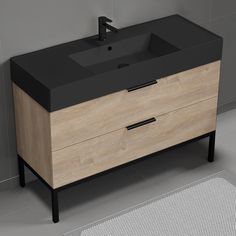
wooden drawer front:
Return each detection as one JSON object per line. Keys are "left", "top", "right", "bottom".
{"left": 52, "top": 98, "right": 217, "bottom": 188}
{"left": 51, "top": 61, "right": 220, "bottom": 151}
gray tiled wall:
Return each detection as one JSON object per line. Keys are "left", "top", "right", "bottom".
{"left": 210, "top": 4, "right": 236, "bottom": 106}
{"left": 0, "top": 0, "right": 235, "bottom": 183}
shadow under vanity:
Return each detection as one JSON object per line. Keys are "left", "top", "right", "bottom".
{"left": 10, "top": 15, "right": 223, "bottom": 223}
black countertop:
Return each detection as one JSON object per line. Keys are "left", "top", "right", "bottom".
{"left": 11, "top": 14, "right": 223, "bottom": 112}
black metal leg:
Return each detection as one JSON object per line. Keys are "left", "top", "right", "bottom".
{"left": 17, "top": 131, "right": 216, "bottom": 223}
{"left": 51, "top": 189, "right": 59, "bottom": 223}
{"left": 208, "top": 131, "right": 216, "bottom": 162}
{"left": 18, "top": 156, "right": 25, "bottom": 187}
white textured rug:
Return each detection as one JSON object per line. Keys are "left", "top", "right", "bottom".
{"left": 66, "top": 178, "right": 236, "bottom": 236}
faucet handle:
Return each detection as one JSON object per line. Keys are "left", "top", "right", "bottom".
{"left": 99, "top": 16, "right": 112, "bottom": 23}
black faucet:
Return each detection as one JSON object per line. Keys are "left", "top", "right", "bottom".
{"left": 98, "top": 16, "right": 118, "bottom": 41}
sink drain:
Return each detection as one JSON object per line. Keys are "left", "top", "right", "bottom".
{"left": 117, "top": 63, "right": 130, "bottom": 69}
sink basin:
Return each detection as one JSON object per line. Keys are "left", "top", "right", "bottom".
{"left": 70, "top": 33, "right": 180, "bottom": 74}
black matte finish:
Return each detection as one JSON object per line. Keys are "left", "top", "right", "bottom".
{"left": 127, "top": 80, "right": 157, "bottom": 92}
{"left": 126, "top": 117, "right": 156, "bottom": 130}
{"left": 51, "top": 190, "right": 59, "bottom": 223}
{"left": 98, "top": 16, "right": 118, "bottom": 41}
{"left": 18, "top": 155, "right": 59, "bottom": 223}
{"left": 208, "top": 131, "right": 216, "bottom": 162}
{"left": 18, "top": 157, "right": 25, "bottom": 188}
{"left": 10, "top": 15, "right": 223, "bottom": 112}
{"left": 17, "top": 131, "right": 216, "bottom": 223}
{"left": 70, "top": 34, "right": 180, "bottom": 74}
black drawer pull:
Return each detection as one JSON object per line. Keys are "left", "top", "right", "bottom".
{"left": 126, "top": 118, "right": 156, "bottom": 130}
{"left": 127, "top": 80, "right": 157, "bottom": 92}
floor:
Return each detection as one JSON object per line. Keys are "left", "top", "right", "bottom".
{"left": 0, "top": 108, "right": 236, "bottom": 236}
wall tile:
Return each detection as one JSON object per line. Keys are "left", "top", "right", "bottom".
{"left": 178, "top": 0, "right": 211, "bottom": 24}
{"left": 113, "top": 0, "right": 179, "bottom": 28}
{"left": 210, "top": 13, "right": 236, "bottom": 105}
{"left": 113, "top": 0, "right": 211, "bottom": 28}
{"left": 0, "top": 0, "right": 113, "bottom": 58}
{"left": 0, "top": 41, "right": 11, "bottom": 181}
{"left": 211, "top": 0, "right": 236, "bottom": 20}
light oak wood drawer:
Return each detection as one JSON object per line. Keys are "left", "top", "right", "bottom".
{"left": 52, "top": 97, "right": 217, "bottom": 188}
{"left": 51, "top": 61, "right": 220, "bottom": 151}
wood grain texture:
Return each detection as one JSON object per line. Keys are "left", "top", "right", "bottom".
{"left": 13, "top": 84, "right": 53, "bottom": 186}
{"left": 51, "top": 61, "right": 221, "bottom": 151}
{"left": 52, "top": 97, "right": 218, "bottom": 188}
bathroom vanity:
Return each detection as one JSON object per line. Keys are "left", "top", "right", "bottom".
{"left": 11, "top": 15, "right": 223, "bottom": 223}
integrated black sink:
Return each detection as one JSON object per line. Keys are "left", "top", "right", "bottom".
{"left": 70, "top": 33, "right": 180, "bottom": 74}
{"left": 11, "top": 15, "right": 223, "bottom": 111}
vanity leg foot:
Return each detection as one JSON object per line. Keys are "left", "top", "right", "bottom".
{"left": 18, "top": 156, "right": 25, "bottom": 187}
{"left": 51, "top": 189, "right": 59, "bottom": 223}
{"left": 208, "top": 131, "right": 216, "bottom": 163}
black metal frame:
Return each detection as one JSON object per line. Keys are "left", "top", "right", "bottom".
{"left": 17, "top": 131, "right": 216, "bottom": 223}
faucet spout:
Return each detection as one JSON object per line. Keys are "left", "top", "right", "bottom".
{"left": 103, "top": 23, "right": 118, "bottom": 33}
{"left": 98, "top": 16, "right": 118, "bottom": 41}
